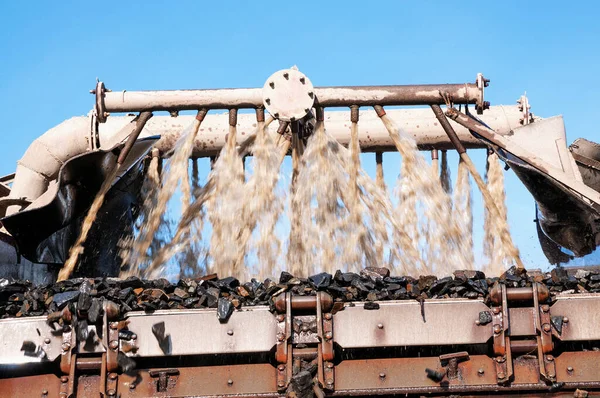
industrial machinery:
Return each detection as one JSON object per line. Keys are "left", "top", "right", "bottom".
{"left": 0, "top": 68, "right": 600, "bottom": 397}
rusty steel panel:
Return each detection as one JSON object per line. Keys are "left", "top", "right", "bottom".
{"left": 551, "top": 294, "right": 600, "bottom": 341}
{"left": 119, "top": 364, "right": 277, "bottom": 397}
{"left": 125, "top": 307, "right": 277, "bottom": 357}
{"left": 508, "top": 307, "right": 536, "bottom": 337}
{"left": 0, "top": 316, "right": 65, "bottom": 364}
{"left": 556, "top": 351, "right": 600, "bottom": 383}
{"left": 0, "top": 374, "right": 61, "bottom": 398}
{"left": 334, "top": 299, "right": 491, "bottom": 348}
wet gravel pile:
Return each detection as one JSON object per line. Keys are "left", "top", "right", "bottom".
{"left": 0, "top": 266, "right": 598, "bottom": 321}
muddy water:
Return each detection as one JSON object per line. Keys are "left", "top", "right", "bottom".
{"left": 115, "top": 113, "right": 521, "bottom": 280}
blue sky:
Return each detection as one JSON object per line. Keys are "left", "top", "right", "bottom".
{"left": 1, "top": 1, "right": 599, "bottom": 270}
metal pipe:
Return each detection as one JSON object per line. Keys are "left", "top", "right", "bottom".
{"left": 117, "top": 111, "right": 153, "bottom": 165}
{"left": 101, "top": 82, "right": 482, "bottom": 113}
{"left": 274, "top": 293, "right": 333, "bottom": 313}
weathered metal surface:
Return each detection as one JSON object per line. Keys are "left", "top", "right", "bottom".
{"left": 125, "top": 307, "right": 277, "bottom": 357}
{"left": 508, "top": 307, "right": 536, "bottom": 337}
{"left": 556, "top": 351, "right": 600, "bottom": 383}
{"left": 0, "top": 316, "right": 64, "bottom": 364}
{"left": 333, "top": 299, "right": 491, "bottom": 348}
{"left": 101, "top": 79, "right": 483, "bottom": 113}
{"left": 119, "top": 364, "right": 278, "bottom": 397}
{"left": 551, "top": 294, "right": 600, "bottom": 341}
{"left": 262, "top": 68, "right": 314, "bottom": 122}
{"left": 0, "top": 374, "right": 61, "bottom": 398}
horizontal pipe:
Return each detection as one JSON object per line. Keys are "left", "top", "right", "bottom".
{"left": 96, "top": 105, "right": 528, "bottom": 158}
{"left": 102, "top": 83, "right": 481, "bottom": 113}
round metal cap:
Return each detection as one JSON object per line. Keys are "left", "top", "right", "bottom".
{"left": 262, "top": 68, "right": 315, "bottom": 122}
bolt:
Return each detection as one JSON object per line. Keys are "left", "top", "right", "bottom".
{"left": 42, "top": 390, "right": 48, "bottom": 395}
{"left": 326, "top": 362, "right": 334, "bottom": 369}
{"left": 89, "top": 90, "right": 95, "bottom": 94}
{"left": 300, "top": 77, "right": 306, "bottom": 84}
{"left": 109, "top": 373, "right": 117, "bottom": 380}
{"left": 44, "top": 338, "right": 51, "bottom": 344}
{"left": 103, "top": 112, "right": 110, "bottom": 118}
{"left": 227, "top": 379, "right": 234, "bottom": 386}
{"left": 325, "top": 332, "right": 332, "bottom": 340}
{"left": 278, "top": 364, "right": 285, "bottom": 371}
{"left": 567, "top": 366, "right": 574, "bottom": 372}
{"left": 324, "top": 313, "right": 332, "bottom": 320}
{"left": 493, "top": 325, "right": 502, "bottom": 334}
{"left": 541, "top": 305, "right": 550, "bottom": 313}
{"left": 304, "top": 108, "right": 310, "bottom": 114}
{"left": 61, "top": 376, "right": 68, "bottom": 383}
{"left": 548, "top": 371, "right": 556, "bottom": 378}
{"left": 227, "top": 330, "right": 234, "bottom": 336}
{"left": 475, "top": 320, "right": 480, "bottom": 326}
{"left": 269, "top": 82, "right": 275, "bottom": 89}
{"left": 277, "top": 332, "right": 285, "bottom": 342}
{"left": 308, "top": 92, "right": 314, "bottom": 99}
{"left": 107, "top": 389, "right": 116, "bottom": 396}
{"left": 131, "top": 333, "right": 137, "bottom": 340}
{"left": 61, "top": 342, "right": 70, "bottom": 352}
{"left": 546, "top": 355, "right": 554, "bottom": 362}
{"left": 110, "top": 322, "right": 118, "bottom": 330}
{"left": 277, "top": 314, "right": 285, "bottom": 322}
{"left": 265, "top": 98, "right": 271, "bottom": 105}
{"left": 498, "top": 372, "right": 506, "bottom": 379}
{"left": 478, "top": 368, "right": 485, "bottom": 375}
{"left": 563, "top": 317, "right": 569, "bottom": 323}
{"left": 326, "top": 379, "right": 334, "bottom": 386}
{"left": 483, "top": 101, "right": 490, "bottom": 110}
{"left": 379, "top": 372, "right": 386, "bottom": 379}
{"left": 109, "top": 340, "right": 119, "bottom": 350}
{"left": 277, "top": 381, "right": 286, "bottom": 388}
{"left": 377, "top": 323, "right": 384, "bottom": 329}
{"left": 274, "top": 113, "right": 279, "bottom": 119}
{"left": 496, "top": 356, "right": 505, "bottom": 363}
{"left": 492, "top": 307, "right": 500, "bottom": 315}
{"left": 129, "top": 383, "right": 136, "bottom": 390}
{"left": 283, "top": 72, "right": 289, "bottom": 80}
{"left": 543, "top": 323, "right": 551, "bottom": 333}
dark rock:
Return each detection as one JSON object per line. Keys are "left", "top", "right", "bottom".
{"left": 425, "top": 368, "right": 444, "bottom": 382}
{"left": 88, "top": 298, "right": 103, "bottom": 323}
{"left": 53, "top": 291, "right": 80, "bottom": 309}
{"left": 117, "top": 352, "right": 137, "bottom": 374}
{"left": 454, "top": 270, "right": 485, "bottom": 280}
{"left": 551, "top": 315, "right": 564, "bottom": 335}
{"left": 279, "top": 271, "right": 294, "bottom": 284}
{"left": 151, "top": 321, "right": 171, "bottom": 354}
{"left": 217, "top": 297, "right": 234, "bottom": 323}
{"left": 309, "top": 272, "right": 332, "bottom": 290}
{"left": 217, "top": 277, "right": 240, "bottom": 290}
{"left": 418, "top": 275, "right": 437, "bottom": 291}
{"left": 479, "top": 311, "right": 492, "bottom": 325}
{"left": 364, "top": 302, "right": 380, "bottom": 310}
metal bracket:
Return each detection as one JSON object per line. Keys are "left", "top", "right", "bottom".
{"left": 149, "top": 369, "right": 180, "bottom": 393}
{"left": 439, "top": 351, "right": 470, "bottom": 379}
{"left": 492, "top": 284, "right": 513, "bottom": 384}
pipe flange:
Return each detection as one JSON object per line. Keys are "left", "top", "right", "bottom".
{"left": 475, "top": 73, "right": 490, "bottom": 114}
{"left": 94, "top": 81, "right": 108, "bottom": 123}
{"left": 262, "top": 68, "right": 315, "bottom": 122}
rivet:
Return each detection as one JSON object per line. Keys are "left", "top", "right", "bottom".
{"left": 129, "top": 383, "right": 136, "bottom": 389}
{"left": 61, "top": 342, "right": 70, "bottom": 352}
{"left": 496, "top": 356, "right": 505, "bottom": 363}
{"left": 542, "top": 305, "right": 549, "bottom": 313}
{"left": 131, "top": 333, "right": 137, "bottom": 340}
{"left": 325, "top": 332, "right": 332, "bottom": 340}
{"left": 475, "top": 320, "right": 480, "bottom": 326}
{"left": 326, "top": 378, "right": 334, "bottom": 386}
{"left": 567, "top": 366, "right": 574, "bottom": 372}
{"left": 300, "top": 77, "right": 306, "bottom": 84}
{"left": 265, "top": 98, "right": 271, "bottom": 105}
{"left": 107, "top": 389, "right": 116, "bottom": 396}
{"left": 109, "top": 340, "right": 119, "bottom": 350}
{"left": 277, "top": 314, "right": 285, "bottom": 322}
{"left": 379, "top": 372, "right": 386, "bottom": 379}
{"left": 326, "top": 362, "right": 334, "bottom": 369}
{"left": 493, "top": 325, "right": 502, "bottom": 334}
{"left": 543, "top": 323, "right": 551, "bottom": 333}
{"left": 269, "top": 82, "right": 275, "bottom": 89}
{"left": 492, "top": 308, "right": 500, "bottom": 315}
{"left": 44, "top": 338, "right": 51, "bottom": 344}
{"left": 308, "top": 92, "right": 314, "bottom": 98}
{"left": 42, "top": 390, "right": 48, "bottom": 395}
{"left": 498, "top": 372, "right": 505, "bottom": 379}
{"left": 227, "top": 330, "right": 234, "bottom": 336}
{"left": 277, "top": 381, "right": 285, "bottom": 388}
{"left": 109, "top": 373, "right": 117, "bottom": 380}
{"left": 227, "top": 379, "right": 233, "bottom": 386}
{"left": 377, "top": 323, "right": 384, "bottom": 329}
{"left": 478, "top": 368, "right": 485, "bottom": 375}
{"left": 304, "top": 108, "right": 310, "bottom": 114}
{"left": 283, "top": 72, "right": 289, "bottom": 80}
{"left": 110, "top": 322, "right": 118, "bottom": 330}
{"left": 277, "top": 332, "right": 285, "bottom": 342}
{"left": 324, "top": 313, "right": 332, "bottom": 320}
{"left": 546, "top": 355, "right": 554, "bottom": 362}
{"left": 563, "top": 317, "right": 569, "bottom": 323}
{"left": 548, "top": 372, "right": 556, "bottom": 378}
{"left": 278, "top": 364, "right": 285, "bottom": 371}
{"left": 274, "top": 113, "right": 279, "bottom": 118}
{"left": 61, "top": 376, "right": 68, "bottom": 383}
